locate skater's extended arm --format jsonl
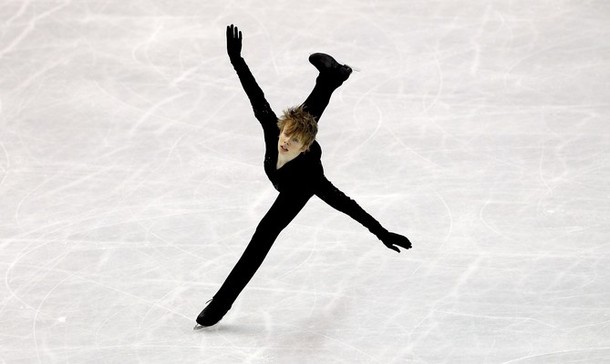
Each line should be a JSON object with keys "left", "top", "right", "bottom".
{"left": 314, "top": 175, "right": 412, "bottom": 252}
{"left": 226, "top": 24, "right": 277, "bottom": 127}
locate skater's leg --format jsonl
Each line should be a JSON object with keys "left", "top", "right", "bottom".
{"left": 301, "top": 80, "right": 337, "bottom": 122}
{"left": 301, "top": 53, "right": 352, "bottom": 122}
{"left": 214, "top": 191, "right": 310, "bottom": 303}
{"left": 197, "top": 192, "right": 311, "bottom": 326}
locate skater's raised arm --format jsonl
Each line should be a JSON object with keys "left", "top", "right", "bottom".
{"left": 314, "top": 175, "right": 412, "bottom": 253}
{"left": 226, "top": 24, "right": 277, "bottom": 127}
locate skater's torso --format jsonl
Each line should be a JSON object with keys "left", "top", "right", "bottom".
{"left": 263, "top": 127, "right": 323, "bottom": 193}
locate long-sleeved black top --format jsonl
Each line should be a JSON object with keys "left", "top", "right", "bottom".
{"left": 229, "top": 56, "right": 388, "bottom": 239}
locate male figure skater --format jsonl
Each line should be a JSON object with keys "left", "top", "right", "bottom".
{"left": 195, "top": 24, "right": 412, "bottom": 328}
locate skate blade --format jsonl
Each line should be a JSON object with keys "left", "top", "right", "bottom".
{"left": 194, "top": 323, "right": 217, "bottom": 331}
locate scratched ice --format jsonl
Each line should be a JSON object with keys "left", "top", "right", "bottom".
{"left": 1, "top": 0, "right": 609, "bottom": 363}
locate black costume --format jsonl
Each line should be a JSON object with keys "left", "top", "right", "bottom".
{"left": 195, "top": 25, "right": 411, "bottom": 328}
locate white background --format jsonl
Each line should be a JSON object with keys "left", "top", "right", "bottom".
{"left": 1, "top": 0, "right": 609, "bottom": 363}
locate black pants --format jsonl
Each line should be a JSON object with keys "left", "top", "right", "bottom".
{"left": 211, "top": 76, "right": 341, "bottom": 307}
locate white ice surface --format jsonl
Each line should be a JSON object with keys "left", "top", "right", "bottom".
{"left": 1, "top": 0, "right": 609, "bottom": 363}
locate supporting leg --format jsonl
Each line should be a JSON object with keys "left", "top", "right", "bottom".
{"left": 196, "top": 192, "right": 312, "bottom": 327}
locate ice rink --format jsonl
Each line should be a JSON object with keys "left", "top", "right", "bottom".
{"left": 1, "top": 0, "right": 609, "bottom": 363}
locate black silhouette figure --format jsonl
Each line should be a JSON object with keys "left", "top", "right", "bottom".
{"left": 195, "top": 24, "right": 411, "bottom": 329}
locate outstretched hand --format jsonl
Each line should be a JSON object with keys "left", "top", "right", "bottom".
{"left": 380, "top": 232, "right": 412, "bottom": 253}
{"left": 226, "top": 24, "right": 242, "bottom": 60}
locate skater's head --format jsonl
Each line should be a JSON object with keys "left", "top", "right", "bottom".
{"left": 277, "top": 106, "right": 317, "bottom": 155}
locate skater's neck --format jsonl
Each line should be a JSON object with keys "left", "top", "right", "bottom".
{"left": 276, "top": 152, "right": 301, "bottom": 170}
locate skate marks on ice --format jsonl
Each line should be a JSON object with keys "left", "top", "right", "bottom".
{"left": 1, "top": 0, "right": 610, "bottom": 363}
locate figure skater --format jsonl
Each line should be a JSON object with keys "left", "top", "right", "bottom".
{"left": 195, "top": 24, "right": 412, "bottom": 328}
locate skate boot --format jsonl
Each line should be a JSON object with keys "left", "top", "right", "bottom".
{"left": 308, "top": 53, "right": 352, "bottom": 84}
{"left": 194, "top": 298, "right": 231, "bottom": 329}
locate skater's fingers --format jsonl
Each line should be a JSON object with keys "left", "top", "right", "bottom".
{"left": 227, "top": 24, "right": 235, "bottom": 41}
{"left": 395, "top": 235, "right": 412, "bottom": 250}
{"left": 387, "top": 244, "right": 400, "bottom": 253}
{"left": 397, "top": 241, "right": 410, "bottom": 249}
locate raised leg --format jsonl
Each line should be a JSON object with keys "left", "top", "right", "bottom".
{"left": 301, "top": 53, "right": 352, "bottom": 122}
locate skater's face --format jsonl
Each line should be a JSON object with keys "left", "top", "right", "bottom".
{"left": 278, "top": 125, "right": 307, "bottom": 158}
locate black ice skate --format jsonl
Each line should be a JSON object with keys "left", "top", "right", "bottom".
{"left": 193, "top": 298, "right": 231, "bottom": 329}
{"left": 308, "top": 53, "right": 352, "bottom": 84}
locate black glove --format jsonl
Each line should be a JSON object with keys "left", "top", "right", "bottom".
{"left": 380, "top": 232, "right": 412, "bottom": 253}
{"left": 226, "top": 24, "right": 242, "bottom": 61}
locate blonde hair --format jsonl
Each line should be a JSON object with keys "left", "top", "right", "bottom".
{"left": 277, "top": 106, "right": 318, "bottom": 151}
